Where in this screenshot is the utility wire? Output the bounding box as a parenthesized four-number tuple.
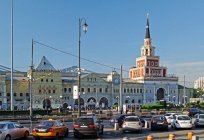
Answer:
(34, 40, 129, 73)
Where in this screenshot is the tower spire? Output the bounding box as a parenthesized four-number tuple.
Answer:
(145, 13, 151, 39)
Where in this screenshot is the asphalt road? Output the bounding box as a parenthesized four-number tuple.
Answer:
(23, 120, 204, 140)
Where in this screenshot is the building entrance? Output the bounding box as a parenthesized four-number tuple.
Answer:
(157, 88, 165, 101)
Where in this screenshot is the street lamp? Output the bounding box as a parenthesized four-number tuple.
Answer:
(116, 96, 119, 112)
(60, 95, 63, 108)
(78, 18, 88, 117)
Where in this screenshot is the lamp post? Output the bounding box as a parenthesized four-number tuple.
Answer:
(60, 95, 63, 108)
(116, 96, 119, 112)
(78, 18, 88, 117)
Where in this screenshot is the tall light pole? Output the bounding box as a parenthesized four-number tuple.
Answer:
(10, 0, 14, 111)
(78, 18, 88, 117)
(29, 39, 34, 119)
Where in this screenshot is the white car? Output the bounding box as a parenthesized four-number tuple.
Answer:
(0, 122, 30, 140)
(122, 116, 142, 133)
(171, 115, 193, 129)
(164, 113, 179, 124)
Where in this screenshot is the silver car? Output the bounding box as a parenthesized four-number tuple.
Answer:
(0, 122, 30, 140)
(194, 114, 204, 127)
(122, 116, 142, 133)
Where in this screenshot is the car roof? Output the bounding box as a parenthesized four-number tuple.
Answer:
(79, 115, 96, 119)
(0, 122, 16, 124)
(125, 116, 139, 118)
(177, 114, 189, 117)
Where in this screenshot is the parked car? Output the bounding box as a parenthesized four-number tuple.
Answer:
(122, 116, 142, 133)
(171, 115, 192, 129)
(183, 108, 202, 116)
(164, 113, 179, 124)
(110, 114, 129, 127)
(32, 119, 69, 140)
(140, 116, 152, 127)
(73, 115, 104, 138)
(194, 114, 204, 127)
(0, 122, 30, 140)
(150, 115, 168, 131)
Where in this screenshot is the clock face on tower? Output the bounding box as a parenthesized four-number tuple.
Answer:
(113, 78, 120, 85)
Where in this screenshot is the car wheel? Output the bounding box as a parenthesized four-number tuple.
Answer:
(74, 132, 78, 138)
(4, 135, 11, 140)
(55, 133, 60, 140)
(34, 137, 40, 140)
(174, 124, 177, 130)
(64, 129, 69, 137)
(24, 131, 29, 139)
(95, 131, 100, 138)
(100, 128, 104, 135)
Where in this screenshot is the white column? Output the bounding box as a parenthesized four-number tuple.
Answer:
(168, 84, 170, 102)
(154, 83, 156, 103)
(143, 84, 146, 104)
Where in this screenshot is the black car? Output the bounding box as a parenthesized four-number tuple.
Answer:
(110, 114, 129, 127)
(150, 115, 168, 131)
(184, 108, 202, 116)
(73, 115, 104, 138)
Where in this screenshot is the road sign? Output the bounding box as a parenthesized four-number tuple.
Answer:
(2, 103, 7, 109)
(73, 85, 78, 99)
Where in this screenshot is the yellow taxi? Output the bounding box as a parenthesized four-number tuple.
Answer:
(32, 119, 69, 140)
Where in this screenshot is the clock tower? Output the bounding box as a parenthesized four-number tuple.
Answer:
(129, 15, 167, 80)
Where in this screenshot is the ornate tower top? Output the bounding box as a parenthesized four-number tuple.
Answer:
(145, 13, 151, 39)
(141, 14, 154, 56)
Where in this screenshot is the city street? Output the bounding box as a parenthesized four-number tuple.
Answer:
(23, 120, 204, 140)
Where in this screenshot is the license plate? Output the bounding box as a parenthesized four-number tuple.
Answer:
(81, 126, 87, 127)
(39, 129, 46, 132)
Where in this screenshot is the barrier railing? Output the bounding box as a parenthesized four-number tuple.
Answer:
(145, 132, 204, 140)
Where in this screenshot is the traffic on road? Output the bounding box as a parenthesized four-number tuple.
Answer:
(1, 109, 204, 140)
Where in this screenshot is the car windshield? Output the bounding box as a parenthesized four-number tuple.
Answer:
(125, 117, 139, 122)
(153, 116, 165, 121)
(0, 124, 6, 129)
(40, 121, 54, 127)
(190, 108, 199, 112)
(165, 114, 171, 116)
(75, 118, 94, 125)
(199, 115, 204, 119)
(178, 116, 190, 120)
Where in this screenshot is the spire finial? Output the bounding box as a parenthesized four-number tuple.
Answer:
(145, 13, 151, 39)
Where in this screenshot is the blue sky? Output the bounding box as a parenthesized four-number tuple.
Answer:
(1, 0, 204, 87)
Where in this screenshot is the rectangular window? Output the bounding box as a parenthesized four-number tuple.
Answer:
(94, 88, 96, 92)
(41, 79, 43, 82)
(140, 89, 143, 93)
(99, 88, 102, 93)
(127, 89, 129, 93)
(64, 88, 67, 93)
(53, 90, 55, 93)
(68, 88, 72, 93)
(124, 89, 126, 93)
(105, 88, 108, 93)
